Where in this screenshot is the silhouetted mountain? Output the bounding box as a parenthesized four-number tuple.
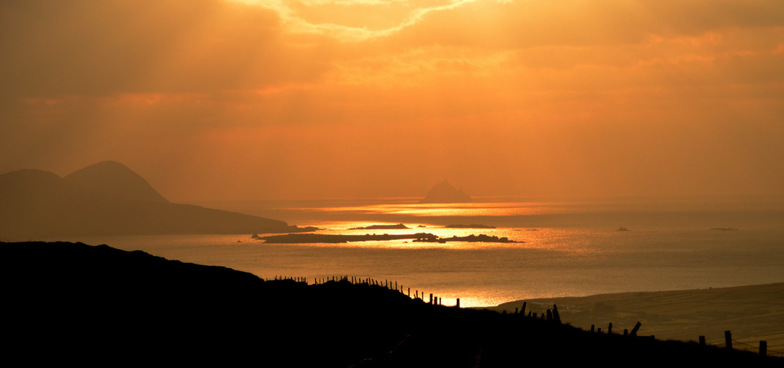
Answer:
(64, 160, 168, 203)
(2, 241, 779, 366)
(0, 162, 308, 239)
(421, 180, 472, 203)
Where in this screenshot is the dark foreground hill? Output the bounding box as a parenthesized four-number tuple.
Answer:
(0, 161, 309, 238)
(2, 241, 780, 367)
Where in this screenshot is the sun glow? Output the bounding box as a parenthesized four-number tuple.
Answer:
(229, 0, 481, 41)
(310, 201, 594, 217)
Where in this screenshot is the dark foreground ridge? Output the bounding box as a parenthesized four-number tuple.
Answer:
(2, 241, 780, 367)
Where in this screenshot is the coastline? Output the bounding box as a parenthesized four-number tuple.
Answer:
(3, 240, 781, 366)
(491, 283, 784, 351)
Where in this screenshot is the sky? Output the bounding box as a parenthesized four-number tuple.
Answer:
(1, 0, 783, 202)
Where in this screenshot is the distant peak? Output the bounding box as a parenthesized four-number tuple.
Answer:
(65, 161, 168, 203)
(421, 180, 472, 203)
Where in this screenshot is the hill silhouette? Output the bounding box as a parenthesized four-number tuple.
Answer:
(0, 162, 309, 238)
(64, 160, 169, 203)
(2, 241, 780, 367)
(420, 180, 472, 203)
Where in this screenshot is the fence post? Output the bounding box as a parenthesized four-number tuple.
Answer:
(759, 341, 767, 357)
(725, 331, 732, 350)
(608, 322, 613, 334)
(456, 298, 460, 308)
(521, 302, 527, 316)
(630, 322, 641, 337)
(429, 293, 433, 304)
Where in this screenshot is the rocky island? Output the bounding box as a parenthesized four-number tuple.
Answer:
(446, 224, 497, 229)
(420, 180, 472, 203)
(257, 232, 519, 244)
(349, 223, 410, 230)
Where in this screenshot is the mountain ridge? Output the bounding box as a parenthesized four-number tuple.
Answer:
(0, 162, 310, 239)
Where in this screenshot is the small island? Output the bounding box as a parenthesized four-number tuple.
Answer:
(413, 234, 518, 244)
(420, 180, 472, 203)
(445, 224, 496, 229)
(349, 223, 409, 230)
(257, 232, 520, 244)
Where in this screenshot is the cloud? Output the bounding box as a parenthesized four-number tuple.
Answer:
(0, 0, 328, 99)
(2, 0, 783, 200)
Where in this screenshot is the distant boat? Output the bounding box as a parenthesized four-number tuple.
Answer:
(616, 227, 630, 232)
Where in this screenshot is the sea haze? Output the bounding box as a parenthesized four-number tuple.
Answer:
(49, 196, 784, 308)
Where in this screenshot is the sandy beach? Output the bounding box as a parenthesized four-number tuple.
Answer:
(493, 283, 784, 354)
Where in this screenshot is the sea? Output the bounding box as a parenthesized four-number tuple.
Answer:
(47, 196, 784, 308)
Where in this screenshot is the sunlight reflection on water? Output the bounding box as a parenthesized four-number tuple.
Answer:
(310, 201, 584, 217)
(50, 200, 784, 308)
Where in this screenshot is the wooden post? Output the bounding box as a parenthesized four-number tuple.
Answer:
(725, 331, 732, 350)
(553, 304, 561, 324)
(408, 288, 410, 297)
(429, 293, 433, 304)
(590, 325, 595, 333)
(608, 322, 613, 334)
(514, 308, 519, 314)
(521, 302, 527, 316)
(699, 336, 706, 346)
(546, 309, 553, 321)
(630, 322, 641, 337)
(456, 298, 460, 308)
(760, 341, 767, 357)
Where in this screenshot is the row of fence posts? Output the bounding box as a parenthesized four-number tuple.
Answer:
(505, 302, 562, 324)
(277, 275, 461, 308)
(271, 276, 779, 358)
(703, 331, 771, 358)
(583, 319, 774, 358)
(588, 321, 642, 337)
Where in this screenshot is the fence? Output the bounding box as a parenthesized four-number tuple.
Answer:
(270, 274, 456, 307)
(269, 274, 784, 358)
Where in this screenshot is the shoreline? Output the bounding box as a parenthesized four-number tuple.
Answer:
(489, 282, 784, 350)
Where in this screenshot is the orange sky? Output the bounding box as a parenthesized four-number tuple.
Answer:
(1, 0, 783, 201)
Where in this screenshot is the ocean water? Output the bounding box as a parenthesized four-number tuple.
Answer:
(52, 197, 784, 307)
